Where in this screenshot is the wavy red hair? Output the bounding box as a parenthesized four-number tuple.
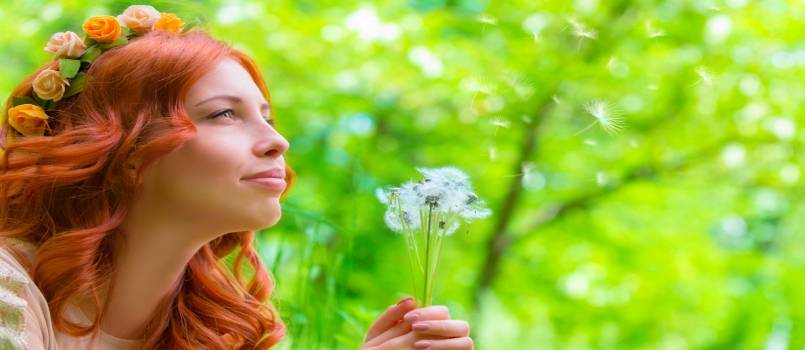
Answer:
(0, 28, 293, 349)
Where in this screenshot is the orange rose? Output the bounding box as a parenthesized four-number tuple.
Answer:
(153, 13, 183, 33)
(7, 104, 49, 137)
(82, 16, 122, 43)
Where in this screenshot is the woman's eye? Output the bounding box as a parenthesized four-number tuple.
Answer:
(209, 109, 274, 126)
(210, 109, 236, 120)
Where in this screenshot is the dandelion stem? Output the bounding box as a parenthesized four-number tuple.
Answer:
(394, 195, 420, 295)
(574, 120, 597, 136)
(423, 204, 434, 306)
(427, 213, 449, 306)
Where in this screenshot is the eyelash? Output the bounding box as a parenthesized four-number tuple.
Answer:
(209, 108, 274, 126)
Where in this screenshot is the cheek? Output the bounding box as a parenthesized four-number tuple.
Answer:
(149, 134, 244, 211)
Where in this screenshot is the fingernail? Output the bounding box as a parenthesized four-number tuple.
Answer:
(397, 297, 413, 306)
(412, 323, 429, 331)
(415, 341, 431, 349)
(404, 313, 419, 322)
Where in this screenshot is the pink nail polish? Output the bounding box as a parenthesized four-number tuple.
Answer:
(412, 323, 429, 331)
(397, 297, 413, 306)
(415, 341, 431, 349)
(404, 313, 419, 322)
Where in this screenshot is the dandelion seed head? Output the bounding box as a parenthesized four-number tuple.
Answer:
(584, 100, 625, 134)
(377, 166, 492, 236)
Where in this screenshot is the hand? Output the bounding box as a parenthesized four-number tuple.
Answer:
(361, 297, 473, 350)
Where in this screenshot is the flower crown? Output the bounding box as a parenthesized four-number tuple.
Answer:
(3, 5, 192, 140)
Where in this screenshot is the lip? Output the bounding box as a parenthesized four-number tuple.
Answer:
(242, 168, 285, 180)
(242, 167, 286, 190)
(243, 177, 287, 190)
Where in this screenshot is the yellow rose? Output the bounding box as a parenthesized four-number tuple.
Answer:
(8, 104, 50, 137)
(153, 13, 183, 33)
(82, 16, 122, 43)
(32, 69, 69, 102)
(44, 31, 87, 58)
(117, 5, 161, 33)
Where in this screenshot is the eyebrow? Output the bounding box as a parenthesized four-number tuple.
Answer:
(194, 94, 271, 112)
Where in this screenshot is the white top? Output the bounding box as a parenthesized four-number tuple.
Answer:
(0, 237, 144, 350)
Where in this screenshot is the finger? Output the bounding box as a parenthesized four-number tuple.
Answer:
(412, 320, 470, 338)
(364, 315, 412, 347)
(415, 337, 474, 350)
(364, 297, 417, 343)
(403, 305, 451, 323)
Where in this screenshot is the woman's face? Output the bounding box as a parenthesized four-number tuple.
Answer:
(135, 57, 289, 236)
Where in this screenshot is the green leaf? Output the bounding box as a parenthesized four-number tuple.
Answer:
(83, 35, 95, 47)
(31, 94, 48, 106)
(80, 46, 102, 63)
(120, 26, 132, 37)
(12, 96, 38, 107)
(97, 35, 128, 50)
(63, 73, 87, 98)
(183, 18, 204, 32)
(58, 59, 81, 79)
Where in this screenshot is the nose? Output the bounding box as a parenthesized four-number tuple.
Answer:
(255, 129, 289, 158)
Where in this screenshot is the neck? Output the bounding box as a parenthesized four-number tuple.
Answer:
(97, 228, 202, 339)
(75, 204, 225, 340)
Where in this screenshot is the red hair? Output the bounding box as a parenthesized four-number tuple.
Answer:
(0, 28, 293, 349)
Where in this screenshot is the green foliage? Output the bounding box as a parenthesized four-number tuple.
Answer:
(1, 0, 803, 349)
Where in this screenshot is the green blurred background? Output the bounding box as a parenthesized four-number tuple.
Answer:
(2, 0, 804, 349)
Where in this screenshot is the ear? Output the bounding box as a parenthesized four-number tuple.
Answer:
(125, 157, 142, 181)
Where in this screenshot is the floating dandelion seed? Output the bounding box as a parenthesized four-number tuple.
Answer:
(552, 95, 562, 104)
(503, 162, 542, 190)
(596, 171, 608, 186)
(695, 67, 713, 85)
(491, 118, 510, 128)
(644, 20, 665, 38)
(478, 14, 497, 33)
(575, 100, 625, 135)
(503, 73, 535, 99)
(377, 167, 491, 306)
(478, 14, 498, 25)
(466, 77, 495, 110)
(567, 18, 597, 50)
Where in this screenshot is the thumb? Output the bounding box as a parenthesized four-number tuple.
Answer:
(364, 296, 417, 343)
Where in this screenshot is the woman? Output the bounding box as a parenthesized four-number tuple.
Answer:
(0, 5, 473, 350)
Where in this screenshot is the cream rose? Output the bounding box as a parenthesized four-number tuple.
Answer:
(116, 5, 161, 33)
(32, 69, 70, 102)
(43, 31, 87, 58)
